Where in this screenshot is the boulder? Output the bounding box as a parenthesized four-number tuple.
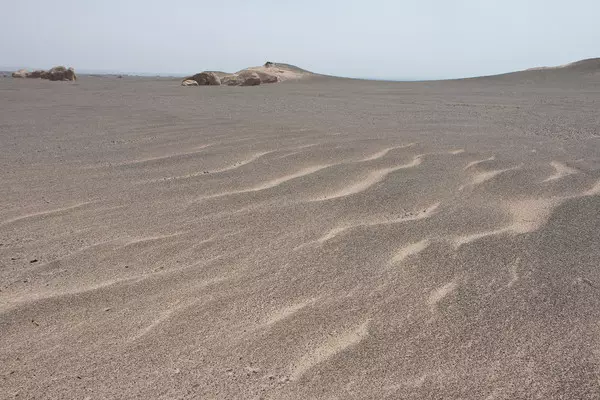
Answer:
(64, 68, 76, 81)
(255, 71, 280, 84)
(221, 75, 242, 86)
(181, 79, 199, 87)
(42, 66, 77, 81)
(239, 71, 261, 86)
(12, 69, 28, 78)
(187, 71, 221, 86)
(238, 69, 279, 84)
(26, 70, 45, 78)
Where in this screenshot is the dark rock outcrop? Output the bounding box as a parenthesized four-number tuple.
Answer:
(43, 66, 76, 81)
(27, 70, 45, 78)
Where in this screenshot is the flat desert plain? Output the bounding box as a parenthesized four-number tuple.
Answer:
(1, 61, 600, 399)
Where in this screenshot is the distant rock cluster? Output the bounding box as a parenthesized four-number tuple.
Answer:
(181, 61, 309, 87)
(12, 66, 77, 81)
(182, 71, 266, 87)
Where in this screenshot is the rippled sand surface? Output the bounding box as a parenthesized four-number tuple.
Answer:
(1, 67, 600, 399)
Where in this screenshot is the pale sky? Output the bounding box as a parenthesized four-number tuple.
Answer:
(2, 0, 599, 79)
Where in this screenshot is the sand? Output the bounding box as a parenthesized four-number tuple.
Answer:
(1, 62, 600, 399)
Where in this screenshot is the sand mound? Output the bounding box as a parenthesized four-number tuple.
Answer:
(183, 62, 314, 87)
(237, 61, 313, 82)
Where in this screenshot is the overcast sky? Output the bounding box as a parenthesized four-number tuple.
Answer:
(2, 0, 599, 79)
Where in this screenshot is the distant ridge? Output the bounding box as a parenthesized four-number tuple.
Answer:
(526, 58, 600, 72)
(461, 58, 600, 83)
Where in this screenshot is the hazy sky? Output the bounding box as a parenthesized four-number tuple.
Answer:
(3, 0, 599, 79)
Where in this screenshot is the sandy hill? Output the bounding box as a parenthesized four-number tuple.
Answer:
(183, 62, 318, 87)
(237, 62, 316, 82)
(526, 58, 600, 72)
(465, 58, 600, 84)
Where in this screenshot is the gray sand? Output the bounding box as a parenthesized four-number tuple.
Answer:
(1, 64, 600, 399)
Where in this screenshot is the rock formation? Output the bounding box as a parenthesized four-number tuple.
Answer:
(184, 72, 221, 86)
(181, 62, 313, 87)
(12, 69, 28, 78)
(45, 66, 77, 81)
(11, 66, 76, 81)
(181, 79, 199, 87)
(27, 70, 45, 78)
(221, 75, 243, 86)
(239, 72, 261, 86)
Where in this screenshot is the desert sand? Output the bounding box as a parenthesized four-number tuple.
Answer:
(1, 59, 600, 399)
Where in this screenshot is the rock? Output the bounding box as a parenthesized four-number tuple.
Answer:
(181, 79, 199, 87)
(186, 71, 221, 86)
(221, 74, 242, 86)
(42, 66, 77, 81)
(255, 71, 280, 84)
(238, 71, 262, 86)
(12, 69, 28, 78)
(65, 68, 76, 81)
(238, 69, 279, 84)
(26, 70, 45, 79)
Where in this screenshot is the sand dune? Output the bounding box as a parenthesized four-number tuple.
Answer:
(2, 60, 600, 399)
